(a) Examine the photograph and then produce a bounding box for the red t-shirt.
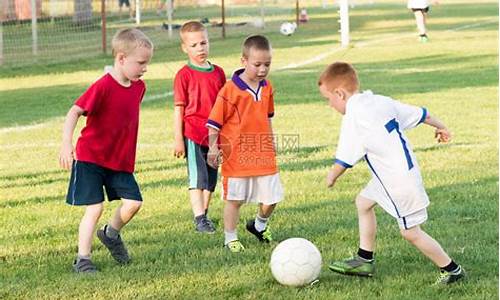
[75,73,146,173]
[173,62,226,146]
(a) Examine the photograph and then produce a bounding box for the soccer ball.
[280,22,297,36]
[270,238,322,287]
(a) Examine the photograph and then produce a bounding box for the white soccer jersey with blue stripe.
[335,91,429,217]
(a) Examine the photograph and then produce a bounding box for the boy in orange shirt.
[207,35,284,252]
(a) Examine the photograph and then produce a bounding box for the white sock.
[254,214,269,232]
[224,230,238,245]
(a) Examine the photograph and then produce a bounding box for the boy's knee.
[234,200,245,208]
[400,227,419,242]
[226,200,243,208]
[355,196,375,212]
[86,203,104,218]
[261,203,276,209]
[124,200,142,213]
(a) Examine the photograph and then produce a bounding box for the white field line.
[1,18,496,135]
[447,19,497,32]
[0,122,50,134]
[277,49,346,70]
[277,32,417,70]
[143,91,173,102]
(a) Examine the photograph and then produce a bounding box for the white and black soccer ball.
[270,238,322,287]
[280,22,297,36]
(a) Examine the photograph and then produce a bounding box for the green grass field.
[0,1,498,299]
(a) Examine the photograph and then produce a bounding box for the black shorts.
[119,0,130,7]
[411,7,429,13]
[185,138,218,192]
[66,160,142,206]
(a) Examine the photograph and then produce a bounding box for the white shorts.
[359,179,428,229]
[407,0,428,9]
[396,208,428,230]
[222,173,284,204]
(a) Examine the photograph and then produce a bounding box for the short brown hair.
[242,35,271,58]
[111,28,153,57]
[180,21,207,42]
[318,62,359,93]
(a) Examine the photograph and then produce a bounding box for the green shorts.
[185,138,218,192]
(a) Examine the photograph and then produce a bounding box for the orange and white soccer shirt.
[207,69,278,177]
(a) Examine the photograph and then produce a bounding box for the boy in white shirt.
[408,0,431,42]
[318,61,465,285]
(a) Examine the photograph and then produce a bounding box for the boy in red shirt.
[59,28,153,273]
[173,21,226,233]
[207,35,284,252]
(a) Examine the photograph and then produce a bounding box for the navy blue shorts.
[119,0,130,7]
[185,138,218,192]
[66,161,142,206]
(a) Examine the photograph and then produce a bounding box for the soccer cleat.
[73,258,97,273]
[225,240,245,253]
[434,266,466,285]
[246,220,272,243]
[419,35,429,43]
[329,255,375,277]
[97,229,130,264]
[195,215,216,234]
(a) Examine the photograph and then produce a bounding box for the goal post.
[339,0,349,47]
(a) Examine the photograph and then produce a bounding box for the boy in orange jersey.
[206,35,284,253]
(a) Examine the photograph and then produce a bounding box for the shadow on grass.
[1,194,65,209]
[140,177,186,190]
[0,169,65,181]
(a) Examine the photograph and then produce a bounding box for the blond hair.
[179,21,207,42]
[111,28,153,57]
[242,35,271,58]
[318,61,359,93]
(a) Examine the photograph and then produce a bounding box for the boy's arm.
[326,163,347,188]
[173,105,186,158]
[59,105,84,170]
[423,113,451,143]
[207,127,220,169]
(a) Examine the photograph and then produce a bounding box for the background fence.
[0,0,380,67]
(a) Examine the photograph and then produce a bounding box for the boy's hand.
[326,169,337,188]
[207,147,221,169]
[326,163,347,188]
[435,128,451,143]
[173,139,185,158]
[59,142,75,170]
